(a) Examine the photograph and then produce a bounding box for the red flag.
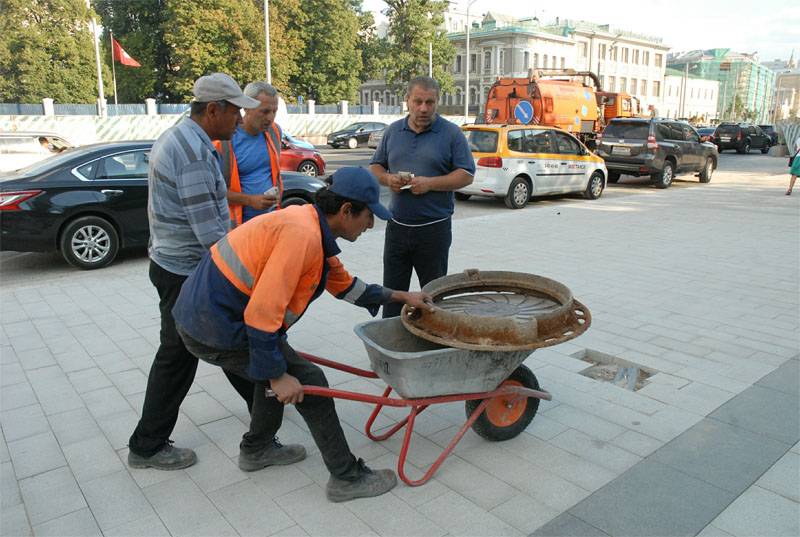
[111,37,141,67]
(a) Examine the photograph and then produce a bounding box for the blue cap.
[328,167,392,221]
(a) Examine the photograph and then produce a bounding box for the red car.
[280,140,326,176]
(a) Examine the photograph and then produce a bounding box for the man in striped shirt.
[128,73,262,470]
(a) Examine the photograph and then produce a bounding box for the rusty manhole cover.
[401,269,591,351]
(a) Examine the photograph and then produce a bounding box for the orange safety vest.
[213,122,283,228]
[209,204,356,334]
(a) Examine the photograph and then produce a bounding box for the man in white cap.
[128,73,260,470]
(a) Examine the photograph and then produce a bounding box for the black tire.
[281,196,309,207]
[699,157,713,183]
[607,171,620,183]
[454,192,471,201]
[716,145,723,153]
[504,176,530,209]
[737,141,750,154]
[59,215,119,270]
[584,171,604,199]
[466,365,541,441]
[760,146,769,154]
[347,137,358,149]
[329,143,340,149]
[652,161,674,189]
[297,160,319,176]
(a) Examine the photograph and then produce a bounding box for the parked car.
[596,118,718,188]
[367,127,386,149]
[0,132,73,172]
[327,122,387,149]
[280,138,326,176]
[0,141,327,270]
[712,123,771,154]
[283,132,315,150]
[457,124,607,209]
[696,127,716,143]
[758,124,778,146]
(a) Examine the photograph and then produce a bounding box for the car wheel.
[504,177,530,209]
[297,160,319,176]
[455,192,471,201]
[584,171,604,199]
[737,141,750,154]
[699,157,713,183]
[329,143,339,149]
[281,196,309,207]
[760,146,769,154]
[347,137,358,149]
[607,171,620,183]
[59,215,119,270]
[652,161,674,189]
[716,145,723,153]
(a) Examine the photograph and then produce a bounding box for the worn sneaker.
[326,459,397,503]
[127,442,197,470]
[238,437,307,472]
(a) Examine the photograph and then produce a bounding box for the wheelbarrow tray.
[355,318,532,399]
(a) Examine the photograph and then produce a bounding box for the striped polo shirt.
[147,117,230,276]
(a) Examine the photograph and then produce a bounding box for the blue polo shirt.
[232,126,273,222]
[370,115,474,225]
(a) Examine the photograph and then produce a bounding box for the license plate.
[720,137,730,142]
[612,146,631,156]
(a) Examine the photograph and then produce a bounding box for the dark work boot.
[128,442,197,470]
[238,437,307,472]
[326,459,397,503]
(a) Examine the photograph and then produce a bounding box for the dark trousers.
[128,261,255,457]
[179,329,360,480]
[382,218,452,318]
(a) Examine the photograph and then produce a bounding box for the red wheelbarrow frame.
[295,351,552,486]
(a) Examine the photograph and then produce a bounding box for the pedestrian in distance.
[787,135,800,196]
[214,81,283,226]
[171,167,434,502]
[127,73,260,471]
[369,76,475,318]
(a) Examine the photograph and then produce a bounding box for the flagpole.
[110,31,118,105]
[86,0,105,116]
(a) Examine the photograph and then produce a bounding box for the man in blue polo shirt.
[370,76,475,317]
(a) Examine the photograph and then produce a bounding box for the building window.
[599,43,607,59]
[633,49,640,64]
[643,51,650,65]
[524,51,530,69]
[455,55,462,74]
[622,48,629,63]
[484,51,491,73]
[533,53,539,68]
[543,54,548,69]
[611,46,618,61]
[630,78,637,94]
[640,80,647,95]
[580,42,587,57]
[655,53,663,67]
[599,75,605,88]
[561,57,566,69]
[609,76,616,90]
[620,77,627,92]
[690,88,694,99]
[652,81,661,97]
[470,53,477,72]
[499,50,505,73]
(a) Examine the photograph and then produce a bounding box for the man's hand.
[248,193,278,210]
[391,290,435,312]
[269,373,304,404]
[409,176,432,195]
[386,173,410,193]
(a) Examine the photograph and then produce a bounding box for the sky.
[363,0,799,63]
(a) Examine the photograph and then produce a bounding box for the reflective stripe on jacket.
[213,122,283,228]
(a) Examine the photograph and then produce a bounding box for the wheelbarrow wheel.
[466,365,540,441]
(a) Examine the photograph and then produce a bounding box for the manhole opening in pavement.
[571,349,658,391]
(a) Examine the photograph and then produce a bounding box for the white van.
[0,132,74,172]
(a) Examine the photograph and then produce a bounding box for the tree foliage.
[379,0,455,95]
[0,0,100,103]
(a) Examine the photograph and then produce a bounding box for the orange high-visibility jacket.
[213,122,283,228]
[172,204,392,380]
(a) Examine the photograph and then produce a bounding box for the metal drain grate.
[572,349,657,391]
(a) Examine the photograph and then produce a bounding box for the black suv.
[758,124,778,146]
[596,118,718,189]
[713,123,771,154]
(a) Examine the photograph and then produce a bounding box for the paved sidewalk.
[1,155,798,536]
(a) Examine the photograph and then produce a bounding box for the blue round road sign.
[514,100,534,124]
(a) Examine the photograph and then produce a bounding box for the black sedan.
[0,141,327,270]
[327,122,387,149]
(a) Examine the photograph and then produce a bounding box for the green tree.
[0,0,100,103]
[290,0,362,103]
[379,0,455,95]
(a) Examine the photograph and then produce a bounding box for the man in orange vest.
[172,167,434,502]
[214,81,283,227]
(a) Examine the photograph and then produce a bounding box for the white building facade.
[662,69,720,121]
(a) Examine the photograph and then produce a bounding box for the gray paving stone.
[0,427,8,463]
[95,409,139,450]
[106,368,148,395]
[609,429,662,457]
[532,513,610,537]
[569,461,737,537]
[755,358,800,396]
[756,451,800,502]
[32,507,102,536]
[1,461,21,509]
[489,494,560,534]
[343,487,446,537]
[199,415,249,458]
[543,404,627,442]
[62,435,124,484]
[184,442,245,493]
[275,483,376,537]
[0,502,32,537]
[208,479,295,537]
[15,348,57,371]
[417,490,523,537]
[711,485,800,537]
[1,363,27,387]
[0,381,37,412]
[7,431,66,479]
[709,384,800,445]
[249,461,315,499]
[433,455,516,510]
[80,386,133,419]
[67,367,113,394]
[549,428,641,474]
[103,514,170,537]
[80,469,156,531]
[180,391,232,425]
[649,418,790,494]
[696,524,736,537]
[48,407,103,447]
[18,466,86,526]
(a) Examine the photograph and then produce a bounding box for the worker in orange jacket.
[213,81,283,228]
[172,167,434,502]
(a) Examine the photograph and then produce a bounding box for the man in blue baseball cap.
[172,166,433,502]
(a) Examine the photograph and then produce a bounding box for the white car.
[0,132,73,172]
[457,125,607,209]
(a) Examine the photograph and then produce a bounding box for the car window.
[655,123,671,141]
[465,130,498,153]
[716,124,738,135]
[552,132,582,155]
[752,126,763,135]
[0,137,45,154]
[94,151,150,180]
[603,121,650,139]
[666,123,683,141]
[347,123,366,131]
[682,125,700,143]
[523,130,556,153]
